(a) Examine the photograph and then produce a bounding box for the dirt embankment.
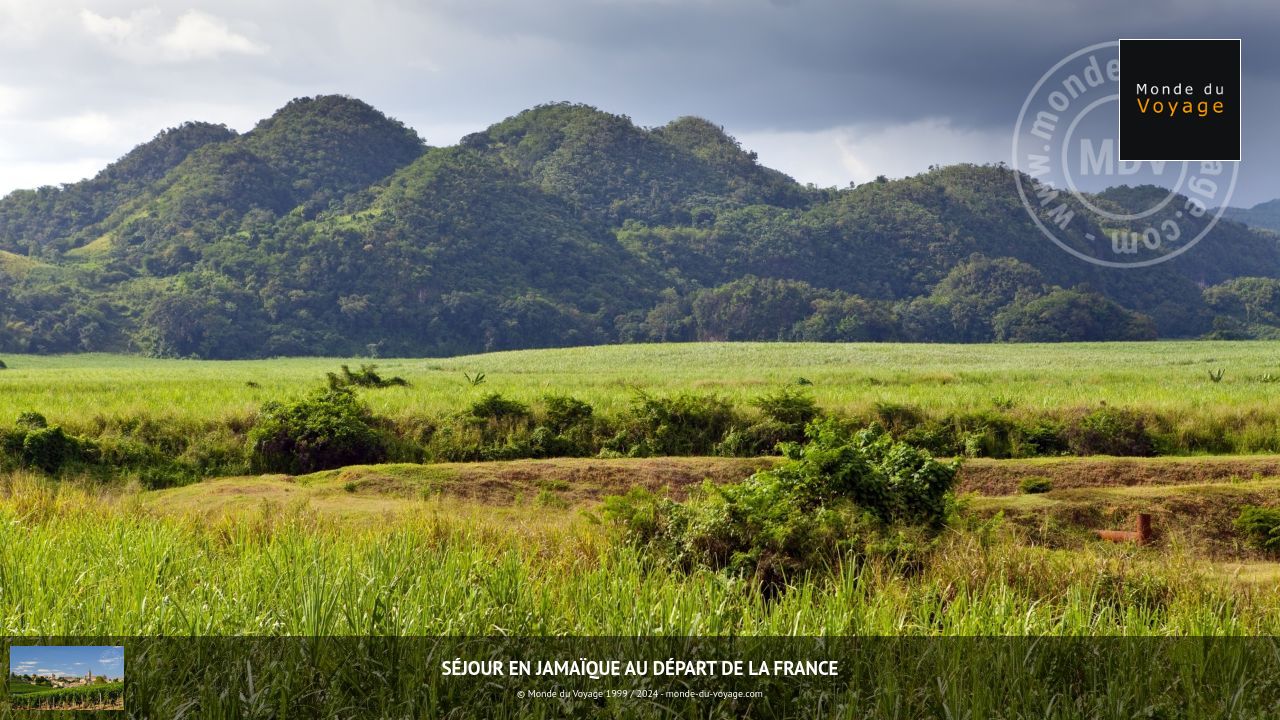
[957,456,1280,495]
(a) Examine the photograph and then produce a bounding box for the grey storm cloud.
[0,0,1276,203]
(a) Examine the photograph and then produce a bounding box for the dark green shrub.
[21,425,94,474]
[1065,406,1155,456]
[1234,506,1280,555]
[718,387,822,455]
[0,359,7,369]
[249,389,390,474]
[1017,418,1068,456]
[604,420,959,592]
[716,419,796,457]
[752,387,819,427]
[608,391,739,457]
[0,427,24,465]
[542,395,593,433]
[468,393,531,422]
[16,411,47,430]
[872,401,925,434]
[326,364,408,390]
[1019,476,1053,494]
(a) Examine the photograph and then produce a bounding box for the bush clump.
[468,393,531,422]
[1,411,97,474]
[1019,476,1053,494]
[719,387,821,456]
[604,419,959,591]
[1234,506,1280,555]
[326,364,408,390]
[249,389,390,474]
[16,411,47,430]
[1064,406,1155,456]
[607,391,739,457]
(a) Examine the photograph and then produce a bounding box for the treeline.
[3,98,1280,356]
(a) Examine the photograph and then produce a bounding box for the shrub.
[872,401,925,434]
[1234,506,1280,555]
[1017,418,1068,456]
[16,411,47,430]
[604,420,959,592]
[326,364,408,390]
[0,359,7,369]
[1019,476,1053,494]
[1064,406,1155,456]
[716,419,796,457]
[21,425,94,474]
[542,395,594,434]
[608,392,739,457]
[249,389,390,474]
[752,387,819,427]
[718,387,822,455]
[468,393,531,422]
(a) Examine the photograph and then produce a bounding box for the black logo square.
[1119,39,1240,161]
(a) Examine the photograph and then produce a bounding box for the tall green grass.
[1,474,1275,637]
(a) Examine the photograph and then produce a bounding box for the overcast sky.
[1,0,1277,205]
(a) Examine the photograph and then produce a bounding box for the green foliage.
[753,387,819,427]
[605,420,958,590]
[468,393,531,422]
[1234,505,1280,555]
[2,411,97,474]
[719,386,821,456]
[326,364,408,390]
[994,288,1158,342]
[542,395,594,433]
[1019,476,1053,494]
[16,410,47,429]
[608,391,740,457]
[248,389,389,474]
[1065,406,1155,456]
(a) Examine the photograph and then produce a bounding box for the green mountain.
[2,96,1279,357]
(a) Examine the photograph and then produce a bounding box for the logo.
[1012,41,1238,268]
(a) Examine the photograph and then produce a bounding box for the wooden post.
[1135,513,1152,545]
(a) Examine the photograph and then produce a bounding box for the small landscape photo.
[7,645,124,712]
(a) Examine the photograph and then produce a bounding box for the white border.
[1117,38,1242,162]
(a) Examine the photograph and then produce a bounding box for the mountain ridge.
[1,95,1278,357]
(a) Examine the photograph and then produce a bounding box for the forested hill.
[2,95,1280,358]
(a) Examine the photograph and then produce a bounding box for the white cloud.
[50,112,122,146]
[159,10,267,61]
[79,8,265,63]
[0,157,108,193]
[80,8,138,43]
[736,118,1010,188]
